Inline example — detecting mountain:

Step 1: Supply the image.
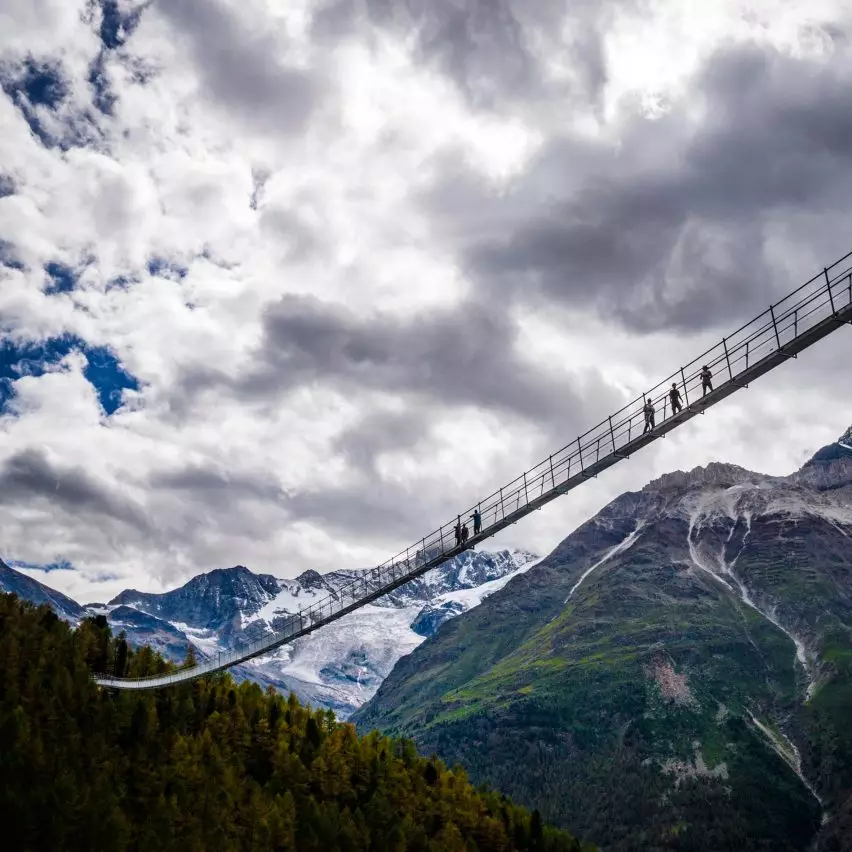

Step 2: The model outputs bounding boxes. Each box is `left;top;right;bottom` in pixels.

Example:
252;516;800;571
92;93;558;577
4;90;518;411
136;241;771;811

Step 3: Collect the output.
0;560;84;623
0;594;588;852
1;548;539;718
354;430;852;851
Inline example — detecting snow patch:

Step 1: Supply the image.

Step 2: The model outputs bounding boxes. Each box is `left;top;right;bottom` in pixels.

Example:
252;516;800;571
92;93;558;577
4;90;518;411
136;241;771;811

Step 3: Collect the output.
565;521;646;601
687;497;816;698
255;583;321;624
747;710;825;819
171;621;223;656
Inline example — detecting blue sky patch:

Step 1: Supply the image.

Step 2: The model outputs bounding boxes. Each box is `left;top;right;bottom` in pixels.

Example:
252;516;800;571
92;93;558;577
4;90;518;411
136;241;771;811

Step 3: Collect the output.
1;60;66;148
2;57;104;151
148;257;188;279
84;344;141;414
99;0;146;50
88;51;117;116
2;59;68;109
44;262;79;294
9;558;75;574
106;274;139;292
0;334;140;416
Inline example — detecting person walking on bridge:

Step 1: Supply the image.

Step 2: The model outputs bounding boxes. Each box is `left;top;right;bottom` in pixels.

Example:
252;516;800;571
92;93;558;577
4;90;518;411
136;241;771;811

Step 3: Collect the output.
454;520;462;547
461;523;469;544
643;397;656;433
669;383;683;415
701;365;713;396
470;508;482;536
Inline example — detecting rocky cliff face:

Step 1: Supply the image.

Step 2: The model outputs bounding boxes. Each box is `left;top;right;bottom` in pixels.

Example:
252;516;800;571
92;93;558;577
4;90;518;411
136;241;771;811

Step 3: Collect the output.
354;430;852;851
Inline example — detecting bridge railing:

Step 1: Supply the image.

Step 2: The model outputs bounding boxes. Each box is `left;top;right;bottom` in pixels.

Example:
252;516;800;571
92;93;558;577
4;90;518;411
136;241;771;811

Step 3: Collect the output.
97;252;852;686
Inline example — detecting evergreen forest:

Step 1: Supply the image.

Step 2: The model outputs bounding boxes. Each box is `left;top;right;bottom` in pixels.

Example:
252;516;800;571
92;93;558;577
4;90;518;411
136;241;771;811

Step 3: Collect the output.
0;593;591;852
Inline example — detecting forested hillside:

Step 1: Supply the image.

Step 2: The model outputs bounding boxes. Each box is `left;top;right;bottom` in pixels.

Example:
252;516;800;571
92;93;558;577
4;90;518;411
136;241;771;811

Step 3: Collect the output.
0;593;590;852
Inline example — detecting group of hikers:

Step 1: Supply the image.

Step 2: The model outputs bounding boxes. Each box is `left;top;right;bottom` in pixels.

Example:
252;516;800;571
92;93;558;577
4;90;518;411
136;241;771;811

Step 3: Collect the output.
643;365;713;433
441;366;718;553
454;508;482;546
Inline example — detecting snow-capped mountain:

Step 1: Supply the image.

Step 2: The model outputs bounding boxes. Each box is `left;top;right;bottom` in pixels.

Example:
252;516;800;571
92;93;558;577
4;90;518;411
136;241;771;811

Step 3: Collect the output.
2;548;539;718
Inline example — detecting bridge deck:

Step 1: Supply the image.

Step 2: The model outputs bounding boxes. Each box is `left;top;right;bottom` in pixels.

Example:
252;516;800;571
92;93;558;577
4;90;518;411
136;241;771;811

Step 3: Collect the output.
95;252;852;689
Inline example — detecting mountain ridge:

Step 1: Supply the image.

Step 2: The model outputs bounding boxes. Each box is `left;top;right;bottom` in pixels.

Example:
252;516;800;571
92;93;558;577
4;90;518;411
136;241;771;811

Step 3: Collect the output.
0;547;539;718
353;426;852;851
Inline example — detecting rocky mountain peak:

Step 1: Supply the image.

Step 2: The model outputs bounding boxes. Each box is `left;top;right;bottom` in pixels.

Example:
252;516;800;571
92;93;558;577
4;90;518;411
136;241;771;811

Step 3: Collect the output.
643;461;766;495
295;569;325;590
793;424;852;490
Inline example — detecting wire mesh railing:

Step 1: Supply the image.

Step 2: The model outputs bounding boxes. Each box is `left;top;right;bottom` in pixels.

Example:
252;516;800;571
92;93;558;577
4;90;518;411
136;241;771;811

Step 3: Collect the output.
95;250;852;688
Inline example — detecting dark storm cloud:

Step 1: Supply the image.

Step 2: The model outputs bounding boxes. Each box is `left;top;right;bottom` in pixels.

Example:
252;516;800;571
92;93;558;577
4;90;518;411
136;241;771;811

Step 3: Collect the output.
150;464;284;507
156;0;325;134
313;0;612;111
333;408;433;474
284;477;426;544
0;448;150;531
425;38;852;334
238;293;618;428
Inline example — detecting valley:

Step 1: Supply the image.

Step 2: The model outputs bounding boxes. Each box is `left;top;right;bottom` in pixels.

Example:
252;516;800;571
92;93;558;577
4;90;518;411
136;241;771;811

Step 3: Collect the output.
1;548;539;719
5;430;852;850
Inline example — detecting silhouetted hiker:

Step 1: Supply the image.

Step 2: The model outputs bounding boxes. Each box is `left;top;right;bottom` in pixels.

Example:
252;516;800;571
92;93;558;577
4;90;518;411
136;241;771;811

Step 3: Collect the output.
701;365;713;396
643;398;655;433
669;383;683;415
470;509;482;535
454;521;462;546
461;523;469;543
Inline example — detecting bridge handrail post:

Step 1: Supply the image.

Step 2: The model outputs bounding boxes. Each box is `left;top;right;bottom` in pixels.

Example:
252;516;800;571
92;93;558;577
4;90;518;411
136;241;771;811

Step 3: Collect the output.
825;267;837;314
523;472;529;506
549;455;555;488
680;367;689;405
577;437;583;472
769;304;781;350
722;337;733;380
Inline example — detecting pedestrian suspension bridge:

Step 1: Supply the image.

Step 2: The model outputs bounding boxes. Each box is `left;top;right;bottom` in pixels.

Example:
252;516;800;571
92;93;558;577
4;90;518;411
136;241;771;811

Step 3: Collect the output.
95;251;852;690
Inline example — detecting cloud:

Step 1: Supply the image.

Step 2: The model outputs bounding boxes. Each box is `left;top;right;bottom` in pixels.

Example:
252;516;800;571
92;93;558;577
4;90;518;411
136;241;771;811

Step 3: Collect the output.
0;447;150;531
153;0;326;136
423;38;852;335
0;336;139;415
236;292;609;424
357;0;615;113
150;463;285;508
1;0;852;604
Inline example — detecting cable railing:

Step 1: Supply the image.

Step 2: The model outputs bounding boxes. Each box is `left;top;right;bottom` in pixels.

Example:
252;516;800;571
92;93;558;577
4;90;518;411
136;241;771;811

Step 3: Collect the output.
95;250;852;689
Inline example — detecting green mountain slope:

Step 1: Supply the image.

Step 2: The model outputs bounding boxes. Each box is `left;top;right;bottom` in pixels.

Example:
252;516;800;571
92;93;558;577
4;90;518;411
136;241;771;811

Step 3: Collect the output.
355;440;852;851
0;593;589;852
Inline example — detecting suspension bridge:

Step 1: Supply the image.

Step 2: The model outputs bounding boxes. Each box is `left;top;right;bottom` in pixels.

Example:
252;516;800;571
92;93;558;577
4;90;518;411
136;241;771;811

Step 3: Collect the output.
95;251;852;690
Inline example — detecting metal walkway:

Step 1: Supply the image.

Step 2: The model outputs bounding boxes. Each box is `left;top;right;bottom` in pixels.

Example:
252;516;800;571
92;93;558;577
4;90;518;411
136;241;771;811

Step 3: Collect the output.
95;251;852;690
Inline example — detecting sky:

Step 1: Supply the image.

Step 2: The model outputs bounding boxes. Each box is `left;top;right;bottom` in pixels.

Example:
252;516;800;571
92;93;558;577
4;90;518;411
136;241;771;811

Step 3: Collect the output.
1;0;851;604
